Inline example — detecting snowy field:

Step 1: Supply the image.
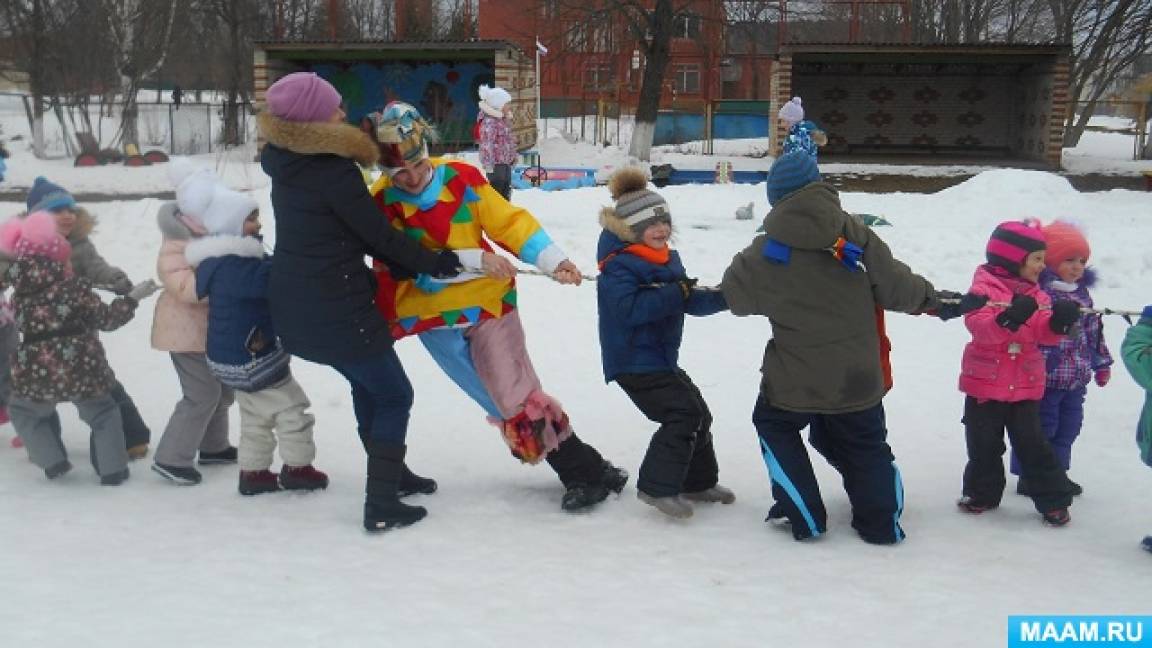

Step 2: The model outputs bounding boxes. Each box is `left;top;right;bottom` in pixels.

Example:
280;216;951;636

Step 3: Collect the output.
0;104;1149;647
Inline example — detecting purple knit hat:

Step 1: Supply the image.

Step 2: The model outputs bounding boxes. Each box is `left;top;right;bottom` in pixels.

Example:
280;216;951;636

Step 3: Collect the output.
265;72;342;123
986;220;1046;274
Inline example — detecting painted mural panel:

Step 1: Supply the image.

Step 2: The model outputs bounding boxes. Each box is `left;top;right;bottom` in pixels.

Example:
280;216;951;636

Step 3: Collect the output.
311;61;495;145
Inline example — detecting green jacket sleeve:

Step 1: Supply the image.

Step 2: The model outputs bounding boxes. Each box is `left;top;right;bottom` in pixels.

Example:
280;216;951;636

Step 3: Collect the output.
720;236;769;317
1121;320;1152;390
848;217;937;314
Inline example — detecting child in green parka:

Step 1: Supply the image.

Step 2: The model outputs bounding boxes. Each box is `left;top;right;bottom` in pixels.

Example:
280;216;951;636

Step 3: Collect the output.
1119;305;1152;553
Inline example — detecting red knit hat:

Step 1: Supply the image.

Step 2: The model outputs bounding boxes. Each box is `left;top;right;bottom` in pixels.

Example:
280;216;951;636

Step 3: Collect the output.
986;220;1046;274
1041;221;1090;270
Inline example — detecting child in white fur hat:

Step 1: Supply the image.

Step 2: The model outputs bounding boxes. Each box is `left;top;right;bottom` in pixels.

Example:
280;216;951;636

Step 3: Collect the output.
181;172;328;496
149;160;237;486
476;84;518;200
778;97;827;159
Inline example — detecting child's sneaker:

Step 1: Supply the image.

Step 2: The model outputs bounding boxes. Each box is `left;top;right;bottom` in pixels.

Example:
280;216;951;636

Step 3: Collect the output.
127;444;149;461
100;468;130;486
238;469;281;496
279;464;329;491
44;460;72;480
198;446;238;465
152;462;202;485
956;496;998;514
1041;507;1071;527
637;491;693;519
10;435;23;448
682;484;736;504
1141;536;1152;553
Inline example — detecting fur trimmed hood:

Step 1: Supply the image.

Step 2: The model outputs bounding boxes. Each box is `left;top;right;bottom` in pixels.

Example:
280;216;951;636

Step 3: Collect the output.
10;206;94;242
184;234;265;267
257;111;379;167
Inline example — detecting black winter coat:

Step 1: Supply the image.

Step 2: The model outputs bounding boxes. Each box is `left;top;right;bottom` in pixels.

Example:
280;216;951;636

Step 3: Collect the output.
257;112;446;365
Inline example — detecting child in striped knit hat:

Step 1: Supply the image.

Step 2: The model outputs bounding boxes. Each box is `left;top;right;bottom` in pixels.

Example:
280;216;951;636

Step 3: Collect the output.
956;220;1082;526
1010;221;1110;498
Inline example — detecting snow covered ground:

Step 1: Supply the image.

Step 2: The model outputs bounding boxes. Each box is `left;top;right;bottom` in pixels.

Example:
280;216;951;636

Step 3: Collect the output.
0;103;1149;647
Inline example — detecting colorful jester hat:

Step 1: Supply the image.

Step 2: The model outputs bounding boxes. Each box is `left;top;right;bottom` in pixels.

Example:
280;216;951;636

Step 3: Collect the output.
372;101;440;169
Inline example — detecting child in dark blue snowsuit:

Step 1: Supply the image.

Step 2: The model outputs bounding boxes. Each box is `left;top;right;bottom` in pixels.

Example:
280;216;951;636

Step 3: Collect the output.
596;167;730;519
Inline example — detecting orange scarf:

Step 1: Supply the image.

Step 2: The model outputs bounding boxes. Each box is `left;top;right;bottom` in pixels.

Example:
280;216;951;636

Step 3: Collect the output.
598;243;670;270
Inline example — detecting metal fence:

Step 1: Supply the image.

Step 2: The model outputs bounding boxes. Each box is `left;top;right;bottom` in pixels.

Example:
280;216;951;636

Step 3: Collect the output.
0;93;254;158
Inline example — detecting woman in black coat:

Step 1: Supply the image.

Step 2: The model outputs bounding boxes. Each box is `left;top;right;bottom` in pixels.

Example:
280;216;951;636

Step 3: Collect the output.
257;72;461;532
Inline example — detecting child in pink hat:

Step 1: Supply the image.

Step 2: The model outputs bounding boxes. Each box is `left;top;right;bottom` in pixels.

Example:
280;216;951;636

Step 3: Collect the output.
955;220;1080;526
1009;221;1110;497
0;212;157;484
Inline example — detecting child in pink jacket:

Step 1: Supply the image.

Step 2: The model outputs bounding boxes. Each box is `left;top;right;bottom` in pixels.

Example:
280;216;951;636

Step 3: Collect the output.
150;162;237;485
956;220;1080;526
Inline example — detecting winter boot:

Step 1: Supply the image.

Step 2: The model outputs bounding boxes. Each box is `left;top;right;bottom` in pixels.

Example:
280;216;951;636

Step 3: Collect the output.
44;460;72;480
1142;536;1152;553
152;462;202;485
682;484;736;504
198;446;238;465
560;461;629;512
765;502;791;527
364;442;427;532
1041;507;1071;527
126;444;149;461
399;463;437;497
280;464;329;491
637;491;693;519
239;469;281;496
100;468;130;486
956;496;998;514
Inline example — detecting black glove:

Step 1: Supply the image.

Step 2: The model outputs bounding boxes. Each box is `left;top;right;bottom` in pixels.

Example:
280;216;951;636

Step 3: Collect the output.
677;277;698;300
380;260;416;281
1049;299;1081;334
430;250;462;279
934;290;989;321
995;294;1039;331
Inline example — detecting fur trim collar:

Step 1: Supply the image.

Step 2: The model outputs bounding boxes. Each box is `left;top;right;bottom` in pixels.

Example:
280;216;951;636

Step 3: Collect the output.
184;235;265;266
479;101;505;119
13;206;94;242
257;112;379;167
599;205;637;243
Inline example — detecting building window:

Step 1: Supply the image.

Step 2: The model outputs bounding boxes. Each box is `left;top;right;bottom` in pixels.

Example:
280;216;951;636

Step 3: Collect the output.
540;0;560;20
675;13;701;39
584;64;614;90
673;64;700;94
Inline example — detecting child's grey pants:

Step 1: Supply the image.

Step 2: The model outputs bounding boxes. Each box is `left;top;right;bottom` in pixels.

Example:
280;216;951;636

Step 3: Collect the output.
10;394;127;477
154;353;234;468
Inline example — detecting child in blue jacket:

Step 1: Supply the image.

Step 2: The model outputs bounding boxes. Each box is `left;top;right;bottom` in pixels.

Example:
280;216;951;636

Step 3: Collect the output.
596;168;730;519
183;180;327;496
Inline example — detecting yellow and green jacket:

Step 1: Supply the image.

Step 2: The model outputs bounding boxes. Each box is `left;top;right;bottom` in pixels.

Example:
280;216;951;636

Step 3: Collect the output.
370;159;566;338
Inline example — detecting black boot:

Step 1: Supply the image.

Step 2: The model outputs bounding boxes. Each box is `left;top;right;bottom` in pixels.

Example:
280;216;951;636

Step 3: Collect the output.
364;441;427;532
547;435;628;512
399;463;438;497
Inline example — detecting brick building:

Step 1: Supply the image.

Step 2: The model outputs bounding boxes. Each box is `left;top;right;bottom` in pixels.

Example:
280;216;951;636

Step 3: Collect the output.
477;0;755;113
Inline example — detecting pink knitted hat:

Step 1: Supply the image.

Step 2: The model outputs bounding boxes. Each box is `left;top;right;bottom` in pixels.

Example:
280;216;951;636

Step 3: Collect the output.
0;211;72;263
265;72;342;123
986;220;1046;274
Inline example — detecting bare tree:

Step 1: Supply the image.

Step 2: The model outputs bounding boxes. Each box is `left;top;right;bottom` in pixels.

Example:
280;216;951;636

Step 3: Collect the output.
0;0;81;157
1048;0;1152;146
98;0;181;147
550;0;705;160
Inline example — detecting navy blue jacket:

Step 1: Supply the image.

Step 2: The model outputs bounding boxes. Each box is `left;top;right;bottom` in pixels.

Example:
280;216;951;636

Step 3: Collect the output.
187;235;277;367
596;230;727;382
257;114;446;365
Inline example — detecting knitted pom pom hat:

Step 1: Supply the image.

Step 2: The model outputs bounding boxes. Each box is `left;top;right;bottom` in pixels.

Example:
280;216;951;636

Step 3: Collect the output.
986;220;1046;274
1041;220;1090;270
599;167;670;243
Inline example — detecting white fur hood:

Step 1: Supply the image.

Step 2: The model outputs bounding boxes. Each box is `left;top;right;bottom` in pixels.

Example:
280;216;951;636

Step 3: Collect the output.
184;235;266;266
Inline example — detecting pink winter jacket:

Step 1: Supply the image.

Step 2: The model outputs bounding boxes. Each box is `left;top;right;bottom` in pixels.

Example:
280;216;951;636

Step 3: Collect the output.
959;265;1066;402
151;205;208;353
